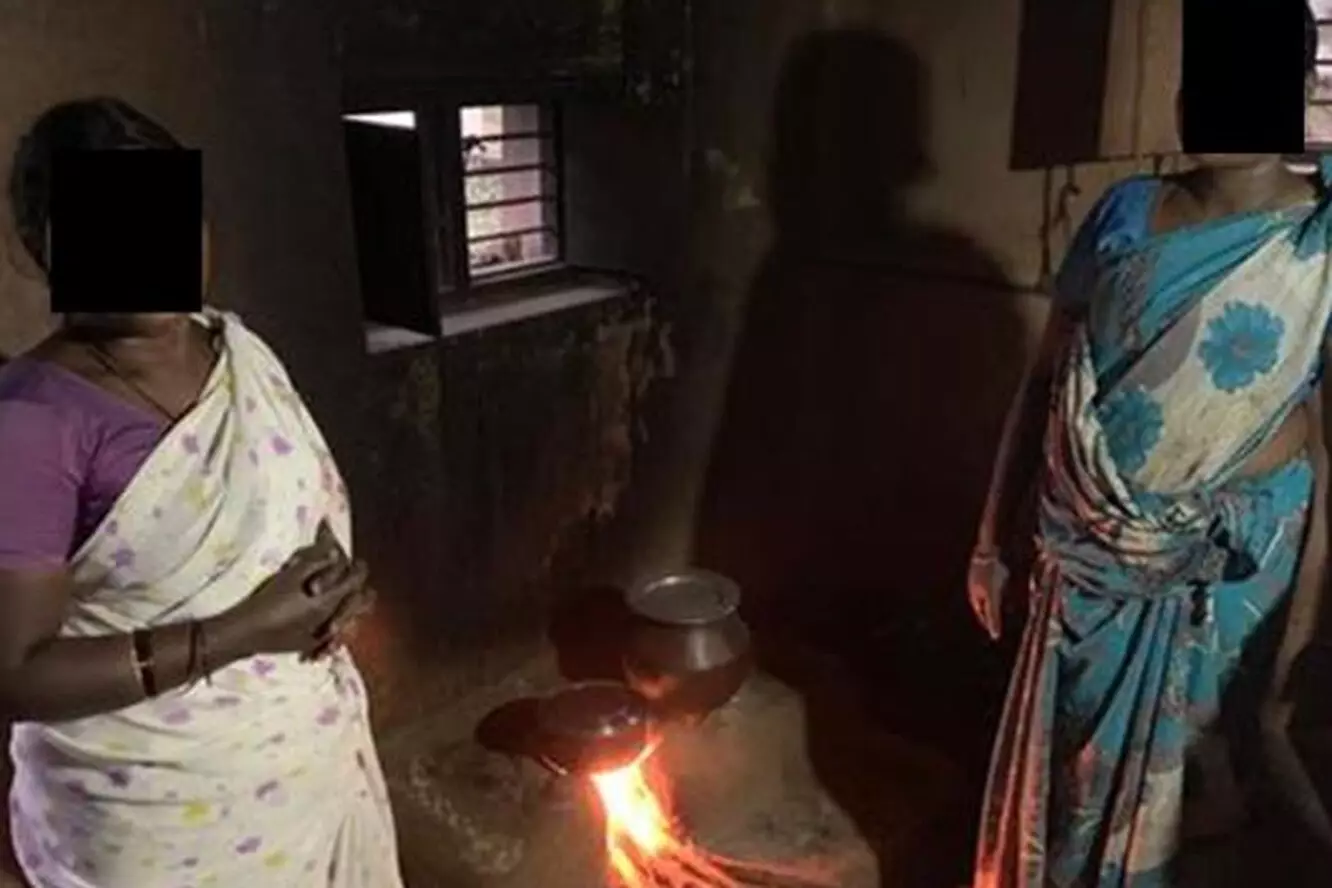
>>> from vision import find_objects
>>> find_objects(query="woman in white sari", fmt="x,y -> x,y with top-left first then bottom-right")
0,98 -> 402,885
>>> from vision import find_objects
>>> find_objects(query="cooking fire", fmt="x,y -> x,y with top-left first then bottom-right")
588,745 -> 838,888
536,571 -> 842,887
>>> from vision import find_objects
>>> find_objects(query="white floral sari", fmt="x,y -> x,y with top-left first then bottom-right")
8,310 -> 402,887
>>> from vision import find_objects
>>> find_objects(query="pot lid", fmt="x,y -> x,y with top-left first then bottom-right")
625,568 -> 741,626
537,681 -> 648,741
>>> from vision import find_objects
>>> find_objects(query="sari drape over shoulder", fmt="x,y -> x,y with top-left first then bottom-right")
975,178 -> 1332,887
9,310 -> 402,887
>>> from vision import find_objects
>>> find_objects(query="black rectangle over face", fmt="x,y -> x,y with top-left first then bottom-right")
48,149 -> 203,314
1180,0 -> 1307,155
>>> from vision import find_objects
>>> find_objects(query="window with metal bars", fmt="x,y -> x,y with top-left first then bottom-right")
459,104 -> 563,281
1310,6 -> 1332,146
341,102 -> 565,336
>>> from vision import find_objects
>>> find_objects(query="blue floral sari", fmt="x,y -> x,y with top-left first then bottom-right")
974,170 -> 1332,887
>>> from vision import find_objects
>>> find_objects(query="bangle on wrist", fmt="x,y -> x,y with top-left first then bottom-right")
185,620 -> 214,688
131,628 -> 158,697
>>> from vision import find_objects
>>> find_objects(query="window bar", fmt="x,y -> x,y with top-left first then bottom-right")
466,225 -> 555,246
465,195 -> 556,212
461,131 -> 552,144
462,162 -> 555,178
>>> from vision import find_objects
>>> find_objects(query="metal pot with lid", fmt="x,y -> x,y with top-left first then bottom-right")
621,568 -> 752,724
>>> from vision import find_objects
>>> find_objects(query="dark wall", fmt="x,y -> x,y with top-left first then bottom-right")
690,15 -> 1027,775
351,292 -> 675,730
332,0 -> 694,731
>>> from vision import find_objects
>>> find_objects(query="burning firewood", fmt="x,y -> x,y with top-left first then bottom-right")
589,756 -> 839,888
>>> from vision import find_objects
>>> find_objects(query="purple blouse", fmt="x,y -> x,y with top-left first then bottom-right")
0,357 -> 166,568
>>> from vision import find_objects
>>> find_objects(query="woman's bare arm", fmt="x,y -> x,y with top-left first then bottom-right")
0,567 -> 255,723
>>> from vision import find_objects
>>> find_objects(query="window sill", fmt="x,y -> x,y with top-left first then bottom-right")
365,324 -> 436,354
440,278 -> 628,338
363,273 -> 633,353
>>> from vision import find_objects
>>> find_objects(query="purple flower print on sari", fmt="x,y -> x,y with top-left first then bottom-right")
255,779 -> 288,805
61,780 -> 90,801
160,706 -> 192,726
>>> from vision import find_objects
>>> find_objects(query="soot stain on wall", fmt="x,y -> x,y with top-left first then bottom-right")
355,290 -> 674,732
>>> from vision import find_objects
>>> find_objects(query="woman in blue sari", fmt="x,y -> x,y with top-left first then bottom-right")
968,14 -> 1332,887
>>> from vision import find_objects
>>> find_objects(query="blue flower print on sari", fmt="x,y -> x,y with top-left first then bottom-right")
1099,385 -> 1164,474
1197,301 -> 1284,393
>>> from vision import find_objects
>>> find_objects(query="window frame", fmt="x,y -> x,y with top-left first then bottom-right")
1309,16 -> 1332,151
342,91 -> 569,314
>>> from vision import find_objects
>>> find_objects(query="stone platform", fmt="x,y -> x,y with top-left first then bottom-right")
377,647 -> 966,887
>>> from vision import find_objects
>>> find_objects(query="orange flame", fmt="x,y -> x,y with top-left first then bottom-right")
590,755 -> 739,888
588,751 -> 839,888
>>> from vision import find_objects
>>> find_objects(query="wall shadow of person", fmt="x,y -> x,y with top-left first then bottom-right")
692,27 -> 1032,887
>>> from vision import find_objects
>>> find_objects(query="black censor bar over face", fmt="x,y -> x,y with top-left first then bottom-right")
1180,0 -> 1313,155
49,149 -> 203,315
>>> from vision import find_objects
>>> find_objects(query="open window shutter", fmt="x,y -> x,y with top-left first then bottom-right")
1010,0 -> 1181,167
343,121 -> 439,336
1098,0 -> 1181,158
1009,0 -> 1117,168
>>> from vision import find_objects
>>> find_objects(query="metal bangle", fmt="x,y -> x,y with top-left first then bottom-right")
131,628 -> 158,697
198,620 -> 213,686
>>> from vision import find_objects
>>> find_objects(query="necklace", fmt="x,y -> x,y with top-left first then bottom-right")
85,343 -> 184,422
85,331 -> 222,424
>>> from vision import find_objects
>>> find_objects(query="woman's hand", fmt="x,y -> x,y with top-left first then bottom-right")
302,521 -> 376,659
967,549 -> 1009,641
216,522 -> 371,658
309,581 -> 378,660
